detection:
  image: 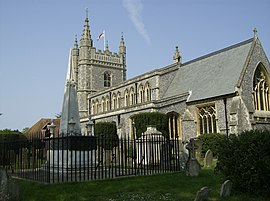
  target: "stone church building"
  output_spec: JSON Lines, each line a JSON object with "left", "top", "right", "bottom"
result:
{"left": 69, "top": 16, "right": 270, "bottom": 140}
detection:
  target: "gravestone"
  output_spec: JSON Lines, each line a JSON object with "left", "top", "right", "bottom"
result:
{"left": 0, "top": 169, "right": 20, "bottom": 201}
{"left": 194, "top": 187, "right": 211, "bottom": 201}
{"left": 186, "top": 138, "right": 201, "bottom": 176}
{"left": 220, "top": 180, "right": 232, "bottom": 197}
{"left": 204, "top": 149, "right": 213, "bottom": 167}
{"left": 186, "top": 158, "right": 201, "bottom": 176}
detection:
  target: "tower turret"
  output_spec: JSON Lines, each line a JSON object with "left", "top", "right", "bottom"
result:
{"left": 119, "top": 34, "right": 127, "bottom": 80}
{"left": 72, "top": 37, "right": 79, "bottom": 87}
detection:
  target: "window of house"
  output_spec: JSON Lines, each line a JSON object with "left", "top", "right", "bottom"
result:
{"left": 145, "top": 82, "right": 151, "bottom": 102}
{"left": 117, "top": 92, "right": 121, "bottom": 109}
{"left": 104, "top": 72, "right": 111, "bottom": 87}
{"left": 138, "top": 84, "right": 144, "bottom": 103}
{"left": 167, "top": 112, "right": 181, "bottom": 139}
{"left": 253, "top": 64, "right": 270, "bottom": 111}
{"left": 124, "top": 89, "right": 129, "bottom": 107}
{"left": 101, "top": 97, "right": 105, "bottom": 112}
{"left": 112, "top": 93, "right": 117, "bottom": 110}
{"left": 198, "top": 105, "right": 218, "bottom": 134}
{"left": 130, "top": 87, "right": 135, "bottom": 105}
{"left": 91, "top": 100, "right": 95, "bottom": 115}
{"left": 106, "top": 95, "right": 110, "bottom": 111}
{"left": 95, "top": 99, "right": 99, "bottom": 114}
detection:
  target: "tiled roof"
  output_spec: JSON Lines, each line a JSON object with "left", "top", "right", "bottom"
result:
{"left": 162, "top": 38, "right": 254, "bottom": 102}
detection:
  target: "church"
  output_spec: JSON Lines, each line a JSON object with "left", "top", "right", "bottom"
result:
{"left": 69, "top": 15, "right": 270, "bottom": 140}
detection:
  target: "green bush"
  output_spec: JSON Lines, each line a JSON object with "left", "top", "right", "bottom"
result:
{"left": 133, "top": 112, "right": 169, "bottom": 138}
{"left": 94, "top": 122, "right": 119, "bottom": 150}
{"left": 216, "top": 129, "right": 270, "bottom": 196}
{"left": 198, "top": 133, "right": 226, "bottom": 157}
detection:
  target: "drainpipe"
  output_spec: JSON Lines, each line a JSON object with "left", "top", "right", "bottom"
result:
{"left": 223, "top": 98, "right": 229, "bottom": 140}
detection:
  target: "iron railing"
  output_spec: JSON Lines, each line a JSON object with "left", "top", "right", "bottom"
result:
{"left": 0, "top": 133, "right": 186, "bottom": 183}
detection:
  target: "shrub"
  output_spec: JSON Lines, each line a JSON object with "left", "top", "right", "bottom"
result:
{"left": 216, "top": 129, "right": 270, "bottom": 196}
{"left": 198, "top": 133, "right": 226, "bottom": 157}
{"left": 94, "top": 122, "right": 119, "bottom": 150}
{"left": 133, "top": 112, "right": 169, "bottom": 138}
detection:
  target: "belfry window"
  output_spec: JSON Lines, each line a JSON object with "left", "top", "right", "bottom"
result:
{"left": 104, "top": 72, "right": 111, "bottom": 87}
{"left": 198, "top": 105, "right": 218, "bottom": 134}
{"left": 253, "top": 64, "right": 270, "bottom": 111}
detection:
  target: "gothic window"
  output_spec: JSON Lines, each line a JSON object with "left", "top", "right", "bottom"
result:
{"left": 198, "top": 105, "right": 218, "bottom": 134}
{"left": 112, "top": 93, "right": 117, "bottom": 110}
{"left": 130, "top": 87, "right": 135, "bottom": 105}
{"left": 101, "top": 97, "right": 105, "bottom": 112}
{"left": 253, "top": 64, "right": 270, "bottom": 111}
{"left": 117, "top": 92, "right": 121, "bottom": 109}
{"left": 145, "top": 82, "right": 151, "bottom": 102}
{"left": 104, "top": 72, "right": 111, "bottom": 87}
{"left": 124, "top": 89, "right": 129, "bottom": 107}
{"left": 91, "top": 100, "right": 95, "bottom": 115}
{"left": 95, "top": 99, "right": 99, "bottom": 114}
{"left": 167, "top": 112, "right": 181, "bottom": 139}
{"left": 106, "top": 95, "right": 110, "bottom": 111}
{"left": 138, "top": 84, "right": 144, "bottom": 103}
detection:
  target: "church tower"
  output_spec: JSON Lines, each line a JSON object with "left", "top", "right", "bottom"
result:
{"left": 71, "top": 15, "right": 127, "bottom": 120}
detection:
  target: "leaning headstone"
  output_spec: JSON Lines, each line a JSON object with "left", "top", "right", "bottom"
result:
{"left": 186, "top": 158, "right": 201, "bottom": 176}
{"left": 220, "top": 180, "right": 232, "bottom": 197}
{"left": 194, "top": 187, "right": 211, "bottom": 201}
{"left": 204, "top": 149, "right": 213, "bottom": 167}
{"left": 0, "top": 169, "right": 20, "bottom": 201}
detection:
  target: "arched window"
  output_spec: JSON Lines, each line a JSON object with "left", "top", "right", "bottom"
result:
{"left": 253, "top": 64, "right": 270, "bottom": 111}
{"left": 106, "top": 95, "right": 110, "bottom": 111}
{"left": 145, "top": 82, "right": 151, "bottom": 102}
{"left": 101, "top": 97, "right": 105, "bottom": 112}
{"left": 124, "top": 89, "right": 129, "bottom": 107}
{"left": 167, "top": 112, "right": 181, "bottom": 139}
{"left": 91, "top": 100, "right": 95, "bottom": 115}
{"left": 117, "top": 92, "right": 121, "bottom": 109}
{"left": 95, "top": 99, "right": 99, "bottom": 114}
{"left": 198, "top": 105, "right": 218, "bottom": 134}
{"left": 112, "top": 93, "right": 117, "bottom": 110}
{"left": 138, "top": 84, "right": 144, "bottom": 103}
{"left": 130, "top": 87, "right": 135, "bottom": 105}
{"left": 104, "top": 72, "right": 111, "bottom": 87}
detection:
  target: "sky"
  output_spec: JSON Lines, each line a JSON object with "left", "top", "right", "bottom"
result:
{"left": 0, "top": 0, "right": 269, "bottom": 131}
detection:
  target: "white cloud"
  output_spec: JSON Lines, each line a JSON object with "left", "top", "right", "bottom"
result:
{"left": 123, "top": 0, "right": 151, "bottom": 44}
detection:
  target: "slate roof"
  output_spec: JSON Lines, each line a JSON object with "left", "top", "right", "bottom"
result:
{"left": 162, "top": 38, "right": 254, "bottom": 102}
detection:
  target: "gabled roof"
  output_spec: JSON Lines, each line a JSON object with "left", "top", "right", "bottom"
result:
{"left": 25, "top": 118, "right": 60, "bottom": 138}
{"left": 162, "top": 38, "right": 254, "bottom": 102}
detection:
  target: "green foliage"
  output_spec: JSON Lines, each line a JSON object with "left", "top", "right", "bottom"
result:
{"left": 198, "top": 133, "right": 226, "bottom": 157}
{"left": 0, "top": 129, "right": 27, "bottom": 142}
{"left": 133, "top": 112, "right": 169, "bottom": 138}
{"left": 216, "top": 129, "right": 270, "bottom": 196}
{"left": 94, "top": 122, "right": 119, "bottom": 150}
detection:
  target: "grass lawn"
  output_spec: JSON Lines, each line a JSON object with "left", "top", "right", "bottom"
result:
{"left": 15, "top": 169, "right": 269, "bottom": 201}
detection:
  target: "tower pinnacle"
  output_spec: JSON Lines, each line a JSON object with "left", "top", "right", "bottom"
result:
{"left": 173, "top": 46, "right": 182, "bottom": 64}
{"left": 80, "top": 12, "right": 93, "bottom": 47}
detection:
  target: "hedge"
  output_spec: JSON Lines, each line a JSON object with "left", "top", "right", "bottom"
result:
{"left": 94, "top": 122, "right": 119, "bottom": 150}
{"left": 216, "top": 129, "right": 270, "bottom": 196}
{"left": 132, "top": 112, "right": 169, "bottom": 138}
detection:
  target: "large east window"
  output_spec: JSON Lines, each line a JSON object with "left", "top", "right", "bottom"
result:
{"left": 253, "top": 64, "right": 270, "bottom": 111}
{"left": 198, "top": 105, "right": 218, "bottom": 134}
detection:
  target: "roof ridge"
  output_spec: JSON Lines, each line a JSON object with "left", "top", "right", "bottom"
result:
{"left": 182, "top": 38, "right": 254, "bottom": 66}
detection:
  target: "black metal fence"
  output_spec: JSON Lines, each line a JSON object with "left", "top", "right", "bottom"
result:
{"left": 0, "top": 133, "right": 186, "bottom": 183}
